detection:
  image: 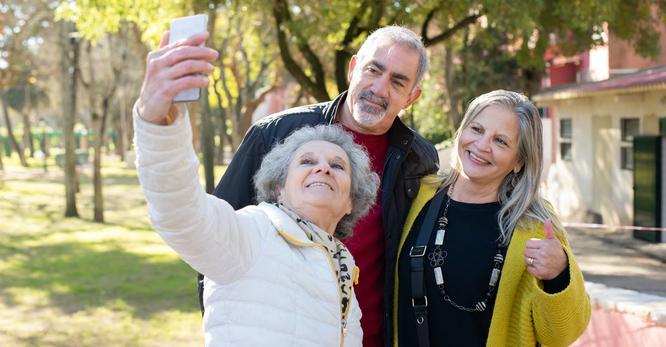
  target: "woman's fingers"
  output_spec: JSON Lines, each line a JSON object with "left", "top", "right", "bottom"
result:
{"left": 524, "top": 228, "right": 568, "bottom": 280}
{"left": 147, "top": 32, "right": 216, "bottom": 72}
{"left": 524, "top": 240, "right": 567, "bottom": 280}
{"left": 163, "top": 60, "right": 214, "bottom": 81}
{"left": 137, "top": 31, "right": 217, "bottom": 125}
{"left": 161, "top": 75, "right": 210, "bottom": 100}
{"left": 157, "top": 47, "right": 217, "bottom": 73}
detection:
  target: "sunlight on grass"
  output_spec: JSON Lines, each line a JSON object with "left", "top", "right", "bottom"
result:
{"left": 0, "top": 154, "right": 225, "bottom": 346}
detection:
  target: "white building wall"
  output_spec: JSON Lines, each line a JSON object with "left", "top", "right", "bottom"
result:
{"left": 539, "top": 90, "right": 666, "bottom": 227}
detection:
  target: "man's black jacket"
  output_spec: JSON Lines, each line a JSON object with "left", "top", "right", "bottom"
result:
{"left": 203, "top": 91, "right": 439, "bottom": 345}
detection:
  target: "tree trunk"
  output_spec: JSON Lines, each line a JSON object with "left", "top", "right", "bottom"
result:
{"left": 22, "top": 85, "right": 35, "bottom": 157}
{"left": 91, "top": 111, "right": 103, "bottom": 222}
{"left": 443, "top": 44, "right": 462, "bottom": 131}
{"left": 117, "top": 93, "right": 127, "bottom": 161}
{"left": 62, "top": 21, "right": 80, "bottom": 218}
{"left": 0, "top": 136, "right": 4, "bottom": 171}
{"left": 85, "top": 37, "right": 121, "bottom": 223}
{"left": 214, "top": 90, "right": 231, "bottom": 164}
{"left": 272, "top": 0, "right": 329, "bottom": 102}
{"left": 199, "top": 7, "right": 217, "bottom": 193}
{"left": 0, "top": 92, "right": 28, "bottom": 167}
{"left": 39, "top": 127, "right": 48, "bottom": 172}
{"left": 92, "top": 96, "right": 112, "bottom": 223}
{"left": 230, "top": 98, "right": 243, "bottom": 150}
{"left": 21, "top": 111, "right": 35, "bottom": 158}
{"left": 200, "top": 94, "right": 215, "bottom": 193}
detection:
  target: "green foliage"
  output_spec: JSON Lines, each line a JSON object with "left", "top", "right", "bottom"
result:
{"left": 208, "top": 2, "right": 277, "bottom": 109}
{"left": 410, "top": 70, "right": 451, "bottom": 145}
{"left": 52, "top": 0, "right": 666, "bottom": 144}
{"left": 610, "top": 0, "right": 664, "bottom": 58}
{"left": 55, "top": 0, "right": 189, "bottom": 46}
{"left": 454, "top": 28, "right": 528, "bottom": 104}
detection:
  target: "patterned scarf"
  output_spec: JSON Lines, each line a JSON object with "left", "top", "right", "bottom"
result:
{"left": 276, "top": 204, "right": 355, "bottom": 325}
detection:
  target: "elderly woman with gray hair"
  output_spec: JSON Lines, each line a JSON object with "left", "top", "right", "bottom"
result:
{"left": 134, "top": 101, "right": 377, "bottom": 346}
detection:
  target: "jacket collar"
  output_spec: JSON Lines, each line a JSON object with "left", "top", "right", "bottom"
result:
{"left": 321, "top": 91, "right": 346, "bottom": 125}
{"left": 258, "top": 202, "right": 314, "bottom": 244}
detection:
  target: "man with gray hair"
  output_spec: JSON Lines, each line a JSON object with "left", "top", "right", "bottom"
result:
{"left": 208, "top": 25, "right": 439, "bottom": 346}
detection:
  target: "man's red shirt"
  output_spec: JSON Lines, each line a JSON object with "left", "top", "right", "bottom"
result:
{"left": 341, "top": 125, "right": 388, "bottom": 347}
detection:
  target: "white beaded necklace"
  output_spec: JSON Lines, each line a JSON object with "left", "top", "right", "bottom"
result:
{"left": 427, "top": 183, "right": 506, "bottom": 312}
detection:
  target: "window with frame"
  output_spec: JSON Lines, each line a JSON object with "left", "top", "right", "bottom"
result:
{"left": 559, "top": 118, "right": 572, "bottom": 161}
{"left": 620, "top": 118, "right": 639, "bottom": 170}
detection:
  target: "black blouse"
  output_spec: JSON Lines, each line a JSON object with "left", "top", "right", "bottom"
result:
{"left": 398, "top": 194, "right": 502, "bottom": 346}
{"left": 397, "top": 193, "right": 570, "bottom": 346}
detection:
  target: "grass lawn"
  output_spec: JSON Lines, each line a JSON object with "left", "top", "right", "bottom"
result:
{"left": 0, "top": 154, "right": 226, "bottom": 346}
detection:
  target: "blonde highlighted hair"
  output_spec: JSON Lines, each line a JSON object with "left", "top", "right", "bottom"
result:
{"left": 440, "top": 89, "right": 563, "bottom": 245}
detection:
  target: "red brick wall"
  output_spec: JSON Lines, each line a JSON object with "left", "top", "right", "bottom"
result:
{"left": 608, "top": 15, "right": 666, "bottom": 70}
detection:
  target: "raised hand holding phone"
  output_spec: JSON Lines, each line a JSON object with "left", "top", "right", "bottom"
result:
{"left": 136, "top": 15, "right": 218, "bottom": 125}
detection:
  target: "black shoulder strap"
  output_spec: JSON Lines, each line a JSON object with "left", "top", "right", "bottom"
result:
{"left": 197, "top": 273, "right": 205, "bottom": 315}
{"left": 409, "top": 187, "right": 446, "bottom": 347}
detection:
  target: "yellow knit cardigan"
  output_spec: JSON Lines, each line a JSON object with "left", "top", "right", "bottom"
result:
{"left": 392, "top": 179, "right": 591, "bottom": 347}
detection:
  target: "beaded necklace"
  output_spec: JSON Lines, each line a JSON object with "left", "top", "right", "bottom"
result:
{"left": 427, "top": 184, "right": 506, "bottom": 312}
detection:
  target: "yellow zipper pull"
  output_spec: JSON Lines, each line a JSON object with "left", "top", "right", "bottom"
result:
{"left": 340, "top": 320, "right": 348, "bottom": 347}
{"left": 341, "top": 319, "right": 348, "bottom": 336}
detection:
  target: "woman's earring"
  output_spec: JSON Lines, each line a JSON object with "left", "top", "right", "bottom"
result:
{"left": 510, "top": 172, "right": 519, "bottom": 187}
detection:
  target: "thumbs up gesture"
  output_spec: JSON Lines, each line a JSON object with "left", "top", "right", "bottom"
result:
{"left": 524, "top": 220, "right": 568, "bottom": 280}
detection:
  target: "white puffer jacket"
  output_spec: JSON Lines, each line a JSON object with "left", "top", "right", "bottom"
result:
{"left": 134, "top": 109, "right": 363, "bottom": 347}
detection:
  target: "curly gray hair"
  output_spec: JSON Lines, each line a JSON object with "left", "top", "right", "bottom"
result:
{"left": 254, "top": 125, "right": 379, "bottom": 239}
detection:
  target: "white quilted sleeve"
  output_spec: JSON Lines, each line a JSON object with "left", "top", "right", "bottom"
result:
{"left": 134, "top": 105, "right": 259, "bottom": 283}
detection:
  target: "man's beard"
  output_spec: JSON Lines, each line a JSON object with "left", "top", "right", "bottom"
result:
{"left": 354, "top": 90, "right": 389, "bottom": 123}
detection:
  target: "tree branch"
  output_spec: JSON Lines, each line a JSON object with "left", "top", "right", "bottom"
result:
{"left": 243, "top": 84, "right": 279, "bottom": 119}
{"left": 217, "top": 37, "right": 235, "bottom": 111}
{"left": 272, "top": 0, "right": 328, "bottom": 101}
{"left": 422, "top": 12, "right": 482, "bottom": 47}
{"left": 334, "top": 0, "right": 368, "bottom": 93}
{"left": 78, "top": 41, "right": 92, "bottom": 90}
{"left": 248, "top": 40, "right": 273, "bottom": 92}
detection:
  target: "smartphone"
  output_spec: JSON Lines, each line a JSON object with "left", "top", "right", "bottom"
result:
{"left": 169, "top": 14, "right": 209, "bottom": 103}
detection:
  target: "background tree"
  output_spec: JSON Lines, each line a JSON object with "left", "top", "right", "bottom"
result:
{"left": 78, "top": 36, "right": 123, "bottom": 223}
{"left": 0, "top": 132, "right": 4, "bottom": 171}
{"left": 0, "top": 0, "right": 662, "bottom": 226}
{"left": 260, "top": 0, "right": 666, "bottom": 134}
{"left": 60, "top": 19, "right": 80, "bottom": 218}
{"left": 0, "top": 92, "right": 27, "bottom": 166}
{"left": 0, "top": 1, "right": 52, "bottom": 167}
{"left": 427, "top": 0, "right": 666, "bottom": 129}
{"left": 4, "top": 83, "right": 50, "bottom": 158}
{"left": 267, "top": 0, "right": 483, "bottom": 101}
{"left": 55, "top": 0, "right": 182, "bottom": 219}
{"left": 210, "top": 2, "right": 279, "bottom": 151}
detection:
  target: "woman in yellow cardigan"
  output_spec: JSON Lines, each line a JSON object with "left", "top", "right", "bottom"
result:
{"left": 393, "top": 90, "right": 590, "bottom": 347}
